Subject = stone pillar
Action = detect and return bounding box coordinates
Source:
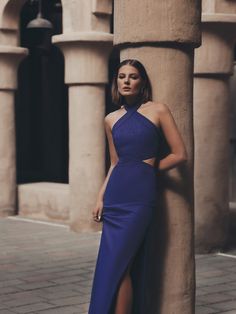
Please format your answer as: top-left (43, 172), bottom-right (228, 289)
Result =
top-left (229, 62), bottom-right (236, 203)
top-left (53, 32), bottom-right (113, 232)
top-left (0, 46), bottom-right (28, 216)
top-left (194, 13), bottom-right (236, 252)
top-left (53, 0), bottom-right (113, 232)
top-left (114, 1), bottom-right (201, 313)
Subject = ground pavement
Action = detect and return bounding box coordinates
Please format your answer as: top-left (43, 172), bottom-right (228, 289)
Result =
top-left (0, 217), bottom-right (236, 314)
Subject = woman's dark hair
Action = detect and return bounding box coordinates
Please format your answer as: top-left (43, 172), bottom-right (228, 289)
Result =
top-left (111, 59), bottom-right (152, 107)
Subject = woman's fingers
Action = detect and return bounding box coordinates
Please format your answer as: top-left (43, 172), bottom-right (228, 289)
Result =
top-left (92, 208), bottom-right (102, 222)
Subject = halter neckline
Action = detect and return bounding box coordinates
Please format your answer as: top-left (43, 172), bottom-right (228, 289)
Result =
top-left (123, 100), bottom-right (143, 112)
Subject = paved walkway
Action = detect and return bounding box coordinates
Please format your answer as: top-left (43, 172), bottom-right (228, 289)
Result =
top-left (0, 217), bottom-right (236, 314)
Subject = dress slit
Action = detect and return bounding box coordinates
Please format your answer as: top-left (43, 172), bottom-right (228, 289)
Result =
top-left (107, 229), bottom-right (149, 314)
top-left (108, 253), bottom-right (136, 313)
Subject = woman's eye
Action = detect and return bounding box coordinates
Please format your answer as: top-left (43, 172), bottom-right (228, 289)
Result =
top-left (118, 74), bottom-right (139, 80)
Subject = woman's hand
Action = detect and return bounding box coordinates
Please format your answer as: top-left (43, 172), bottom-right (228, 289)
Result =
top-left (92, 199), bottom-right (104, 223)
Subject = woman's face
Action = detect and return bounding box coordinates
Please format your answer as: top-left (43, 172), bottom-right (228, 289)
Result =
top-left (117, 65), bottom-right (143, 98)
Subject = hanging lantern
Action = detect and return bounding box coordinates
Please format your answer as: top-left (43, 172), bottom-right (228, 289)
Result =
top-left (26, 0), bottom-right (53, 29)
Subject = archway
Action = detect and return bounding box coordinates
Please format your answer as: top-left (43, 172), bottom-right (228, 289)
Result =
top-left (0, 0), bottom-right (70, 222)
top-left (15, 0), bottom-right (68, 184)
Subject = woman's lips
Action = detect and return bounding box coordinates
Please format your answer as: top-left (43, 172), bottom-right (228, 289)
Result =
top-left (123, 87), bottom-right (131, 90)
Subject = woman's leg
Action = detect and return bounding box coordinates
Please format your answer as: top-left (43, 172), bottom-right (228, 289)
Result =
top-left (114, 265), bottom-right (133, 314)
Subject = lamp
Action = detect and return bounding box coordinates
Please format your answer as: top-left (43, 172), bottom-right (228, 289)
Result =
top-left (26, 0), bottom-right (53, 29)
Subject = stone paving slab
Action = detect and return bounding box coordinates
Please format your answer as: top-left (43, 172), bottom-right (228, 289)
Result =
top-left (1, 216), bottom-right (236, 314)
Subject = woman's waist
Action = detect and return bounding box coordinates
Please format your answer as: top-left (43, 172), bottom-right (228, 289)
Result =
top-left (116, 157), bottom-right (156, 170)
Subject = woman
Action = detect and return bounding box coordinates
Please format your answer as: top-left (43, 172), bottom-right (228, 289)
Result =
top-left (88, 59), bottom-right (187, 314)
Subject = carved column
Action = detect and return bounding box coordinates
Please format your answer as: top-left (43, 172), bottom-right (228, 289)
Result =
top-left (194, 12), bottom-right (236, 252)
top-left (53, 0), bottom-right (113, 232)
top-left (114, 1), bottom-right (201, 313)
top-left (0, 46), bottom-right (28, 216)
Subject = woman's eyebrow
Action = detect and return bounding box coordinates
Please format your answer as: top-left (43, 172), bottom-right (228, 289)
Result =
top-left (118, 72), bottom-right (139, 75)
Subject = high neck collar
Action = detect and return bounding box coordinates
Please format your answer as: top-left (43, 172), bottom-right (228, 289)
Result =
top-left (123, 99), bottom-right (142, 111)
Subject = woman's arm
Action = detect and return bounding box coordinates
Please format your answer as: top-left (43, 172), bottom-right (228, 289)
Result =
top-left (96, 113), bottom-right (119, 201)
top-left (92, 113), bottom-right (119, 222)
top-left (157, 103), bottom-right (188, 172)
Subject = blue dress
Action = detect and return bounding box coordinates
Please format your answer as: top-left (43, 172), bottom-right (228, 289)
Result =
top-left (88, 100), bottom-right (161, 314)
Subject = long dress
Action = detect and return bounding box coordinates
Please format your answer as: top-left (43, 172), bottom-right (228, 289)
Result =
top-left (88, 100), bottom-right (161, 314)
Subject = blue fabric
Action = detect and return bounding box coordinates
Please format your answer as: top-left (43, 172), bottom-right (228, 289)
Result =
top-left (88, 101), bottom-right (161, 313)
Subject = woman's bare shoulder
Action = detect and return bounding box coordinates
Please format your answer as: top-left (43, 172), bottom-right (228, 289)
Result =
top-left (104, 107), bottom-right (124, 127)
top-left (105, 107), bottom-right (123, 120)
top-left (147, 101), bottom-right (171, 114)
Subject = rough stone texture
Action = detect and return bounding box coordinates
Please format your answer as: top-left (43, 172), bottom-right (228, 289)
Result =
top-left (92, 0), bottom-right (112, 16)
top-left (114, 0), bottom-right (201, 46)
top-left (195, 21), bottom-right (236, 75)
top-left (0, 91), bottom-right (16, 217)
top-left (68, 85), bottom-right (106, 232)
top-left (61, 0), bottom-right (111, 33)
top-left (0, 0), bottom-right (28, 30)
top-left (194, 77), bottom-right (230, 252)
top-left (229, 63), bottom-right (236, 202)
top-left (52, 1), bottom-right (113, 233)
top-left (0, 2), bottom-right (28, 218)
top-left (0, 46), bottom-right (28, 89)
top-left (0, 0), bottom-right (28, 46)
top-left (18, 183), bottom-right (70, 224)
top-left (52, 32), bottom-right (113, 85)
top-left (115, 0), bottom-right (201, 313)
top-left (202, 0), bottom-right (236, 14)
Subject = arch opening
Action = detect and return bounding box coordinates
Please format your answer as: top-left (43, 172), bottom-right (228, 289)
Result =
top-left (15, 0), bottom-right (69, 184)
